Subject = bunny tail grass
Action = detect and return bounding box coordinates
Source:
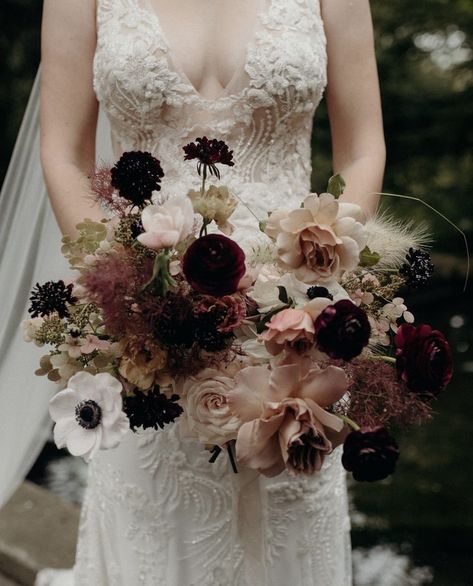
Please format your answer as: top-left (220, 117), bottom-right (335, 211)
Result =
top-left (364, 213), bottom-right (431, 270)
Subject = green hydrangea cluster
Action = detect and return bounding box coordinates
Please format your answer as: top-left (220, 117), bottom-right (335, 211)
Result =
top-left (61, 219), bottom-right (109, 270)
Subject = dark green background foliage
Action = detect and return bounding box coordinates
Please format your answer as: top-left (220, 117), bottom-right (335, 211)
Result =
top-left (1, 1), bottom-right (472, 258)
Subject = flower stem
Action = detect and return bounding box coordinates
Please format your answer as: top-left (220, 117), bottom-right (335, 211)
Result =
top-left (337, 414), bottom-right (361, 431)
top-left (200, 165), bottom-right (207, 196)
top-left (370, 355), bottom-right (396, 365)
top-left (227, 441), bottom-right (239, 474)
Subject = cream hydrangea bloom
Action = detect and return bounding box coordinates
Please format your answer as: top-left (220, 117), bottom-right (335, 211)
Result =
top-left (265, 193), bottom-right (367, 284)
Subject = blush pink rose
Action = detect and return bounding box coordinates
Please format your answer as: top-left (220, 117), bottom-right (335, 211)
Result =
top-left (259, 298), bottom-right (332, 356)
top-left (265, 193), bottom-right (367, 284)
top-left (227, 363), bottom-right (348, 477)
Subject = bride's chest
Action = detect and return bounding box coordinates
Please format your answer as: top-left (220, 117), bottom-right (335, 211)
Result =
top-left (93, 0), bottom-right (327, 124)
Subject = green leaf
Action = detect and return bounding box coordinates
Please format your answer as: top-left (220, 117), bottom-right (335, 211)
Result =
top-left (259, 220), bottom-right (267, 233)
top-left (359, 246), bottom-right (381, 267)
top-left (327, 174), bottom-right (346, 199)
top-left (277, 286), bottom-right (288, 304)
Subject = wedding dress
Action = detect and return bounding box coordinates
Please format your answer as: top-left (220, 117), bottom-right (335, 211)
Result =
top-left (35, 0), bottom-right (352, 584)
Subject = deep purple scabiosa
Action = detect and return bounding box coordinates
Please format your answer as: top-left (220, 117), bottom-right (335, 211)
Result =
top-left (111, 151), bottom-right (164, 208)
top-left (29, 280), bottom-right (77, 319)
top-left (123, 387), bottom-right (183, 431)
top-left (342, 425), bottom-right (400, 482)
top-left (183, 137), bottom-right (234, 179)
top-left (399, 248), bottom-right (434, 288)
top-left (314, 299), bottom-right (371, 361)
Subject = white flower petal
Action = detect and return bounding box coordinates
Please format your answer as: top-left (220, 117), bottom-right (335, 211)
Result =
top-left (49, 389), bottom-right (80, 421)
top-left (66, 426), bottom-right (97, 457)
top-left (53, 417), bottom-right (76, 448)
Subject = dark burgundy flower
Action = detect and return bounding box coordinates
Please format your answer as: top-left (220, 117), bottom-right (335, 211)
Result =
top-left (342, 425), bottom-right (400, 482)
top-left (399, 248), bottom-right (434, 289)
top-left (29, 280), bottom-right (77, 319)
top-left (111, 151), bottom-right (164, 208)
top-left (314, 299), bottom-right (371, 361)
top-left (182, 234), bottom-right (246, 297)
top-left (123, 386), bottom-right (183, 431)
top-left (183, 137), bottom-right (234, 178)
top-left (395, 323), bottom-right (453, 394)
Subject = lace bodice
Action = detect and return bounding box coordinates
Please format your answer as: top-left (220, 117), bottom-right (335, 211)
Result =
top-left (93, 0), bottom-right (327, 244)
top-left (49, 2), bottom-right (353, 585)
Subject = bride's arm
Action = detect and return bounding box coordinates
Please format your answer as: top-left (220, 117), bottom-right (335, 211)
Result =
top-left (320, 0), bottom-right (386, 216)
top-left (40, 0), bottom-right (104, 237)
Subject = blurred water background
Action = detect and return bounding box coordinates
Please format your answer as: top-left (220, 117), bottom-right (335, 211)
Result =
top-left (2, 1), bottom-right (472, 584)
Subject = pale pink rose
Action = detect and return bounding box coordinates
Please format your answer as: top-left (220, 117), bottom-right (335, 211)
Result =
top-left (177, 367), bottom-right (243, 446)
top-left (265, 193), bottom-right (367, 284)
top-left (137, 197), bottom-right (194, 250)
top-left (260, 308), bottom-right (315, 355)
top-left (260, 298), bottom-right (332, 356)
top-left (227, 363), bottom-right (348, 477)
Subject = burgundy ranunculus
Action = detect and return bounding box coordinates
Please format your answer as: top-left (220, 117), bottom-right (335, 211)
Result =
top-left (395, 323), bottom-right (453, 394)
top-left (314, 299), bottom-right (371, 361)
top-left (182, 234), bottom-right (246, 297)
top-left (342, 425), bottom-right (400, 482)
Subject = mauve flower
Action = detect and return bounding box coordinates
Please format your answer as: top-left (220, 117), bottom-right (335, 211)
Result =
top-left (227, 363), bottom-right (348, 477)
top-left (176, 366), bottom-right (242, 446)
top-left (265, 193), bottom-right (367, 284)
top-left (315, 299), bottom-right (371, 361)
top-left (182, 234), bottom-right (246, 296)
top-left (137, 196), bottom-right (195, 251)
top-left (342, 425), bottom-right (400, 482)
top-left (49, 371), bottom-right (129, 462)
top-left (394, 324), bottom-right (453, 394)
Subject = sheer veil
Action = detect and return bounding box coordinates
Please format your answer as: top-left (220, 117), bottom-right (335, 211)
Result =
top-left (0, 66), bottom-right (113, 507)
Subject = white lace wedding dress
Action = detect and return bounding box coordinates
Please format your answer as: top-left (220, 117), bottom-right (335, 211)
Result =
top-left (37, 0), bottom-right (352, 584)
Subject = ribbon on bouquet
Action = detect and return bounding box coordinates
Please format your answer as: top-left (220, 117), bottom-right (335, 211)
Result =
top-left (231, 465), bottom-right (268, 585)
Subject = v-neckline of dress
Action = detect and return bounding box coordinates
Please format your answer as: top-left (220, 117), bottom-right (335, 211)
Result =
top-left (140, 0), bottom-right (274, 103)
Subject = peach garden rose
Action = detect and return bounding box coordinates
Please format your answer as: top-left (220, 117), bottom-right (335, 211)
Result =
top-left (227, 362), bottom-right (348, 477)
top-left (265, 192), bottom-right (367, 284)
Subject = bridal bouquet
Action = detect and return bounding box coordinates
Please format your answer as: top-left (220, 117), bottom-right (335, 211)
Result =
top-left (24, 137), bottom-right (453, 482)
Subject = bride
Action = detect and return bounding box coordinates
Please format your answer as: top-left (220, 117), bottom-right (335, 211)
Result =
top-left (4, 0), bottom-right (385, 584)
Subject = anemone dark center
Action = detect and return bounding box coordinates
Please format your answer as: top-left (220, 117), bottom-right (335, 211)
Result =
top-left (75, 399), bottom-right (102, 429)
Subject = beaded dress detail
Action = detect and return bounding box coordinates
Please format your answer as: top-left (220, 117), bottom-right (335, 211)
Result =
top-left (70, 0), bottom-right (352, 583)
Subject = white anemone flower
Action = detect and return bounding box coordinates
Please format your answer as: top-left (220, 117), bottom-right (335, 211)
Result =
top-left (49, 371), bottom-right (130, 462)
